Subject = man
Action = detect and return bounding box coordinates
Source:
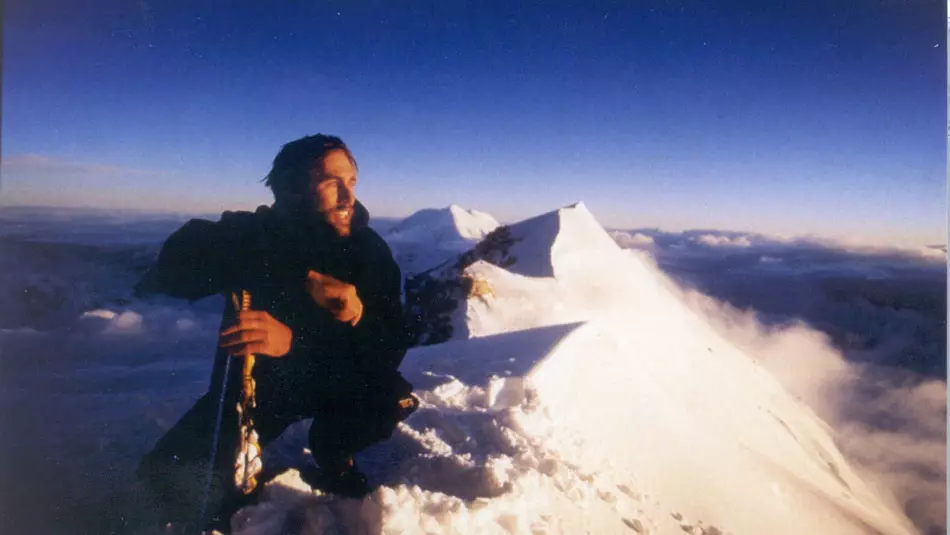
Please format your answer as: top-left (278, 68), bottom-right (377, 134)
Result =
top-left (134, 134), bottom-right (417, 532)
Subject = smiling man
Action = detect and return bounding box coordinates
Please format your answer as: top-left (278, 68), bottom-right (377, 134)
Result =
top-left (134, 134), bottom-right (417, 532)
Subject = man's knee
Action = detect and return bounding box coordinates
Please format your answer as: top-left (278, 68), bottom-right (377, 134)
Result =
top-left (308, 406), bottom-right (402, 462)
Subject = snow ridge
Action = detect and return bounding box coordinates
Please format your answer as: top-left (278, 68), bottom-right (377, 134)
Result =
top-left (226, 202), bottom-right (917, 535)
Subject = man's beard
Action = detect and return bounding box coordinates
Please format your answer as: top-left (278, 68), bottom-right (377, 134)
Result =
top-left (286, 201), bottom-right (353, 238)
top-left (322, 205), bottom-right (353, 237)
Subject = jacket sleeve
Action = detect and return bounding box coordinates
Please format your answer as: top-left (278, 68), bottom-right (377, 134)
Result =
top-left (134, 212), bottom-right (251, 301)
top-left (351, 231), bottom-right (410, 377)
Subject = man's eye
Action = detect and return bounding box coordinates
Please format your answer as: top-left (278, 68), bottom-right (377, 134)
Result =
top-left (315, 181), bottom-right (337, 193)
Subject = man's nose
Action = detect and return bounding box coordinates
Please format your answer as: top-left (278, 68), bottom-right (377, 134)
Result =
top-left (339, 183), bottom-right (354, 205)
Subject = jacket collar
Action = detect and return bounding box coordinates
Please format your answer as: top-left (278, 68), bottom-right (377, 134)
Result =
top-left (267, 199), bottom-right (371, 240)
top-left (351, 200), bottom-right (370, 233)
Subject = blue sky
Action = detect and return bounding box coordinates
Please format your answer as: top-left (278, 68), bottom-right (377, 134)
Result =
top-left (2, 0), bottom-right (946, 246)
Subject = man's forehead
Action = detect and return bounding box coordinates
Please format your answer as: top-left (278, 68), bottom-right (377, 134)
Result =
top-left (311, 158), bottom-right (356, 180)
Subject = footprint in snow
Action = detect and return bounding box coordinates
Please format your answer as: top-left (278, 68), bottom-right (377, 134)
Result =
top-left (616, 483), bottom-right (640, 500)
top-left (622, 517), bottom-right (647, 533)
top-left (596, 488), bottom-right (618, 504)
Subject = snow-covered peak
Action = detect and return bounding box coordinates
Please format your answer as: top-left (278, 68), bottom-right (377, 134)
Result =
top-left (386, 205), bottom-right (500, 246)
top-left (384, 205), bottom-right (503, 276)
top-left (454, 201), bottom-right (620, 279)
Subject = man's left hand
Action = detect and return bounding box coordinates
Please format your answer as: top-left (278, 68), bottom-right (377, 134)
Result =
top-left (219, 310), bottom-right (293, 358)
top-left (304, 270), bottom-right (364, 326)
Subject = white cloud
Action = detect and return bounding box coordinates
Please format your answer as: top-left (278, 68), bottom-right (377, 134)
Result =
top-left (674, 288), bottom-right (947, 532)
top-left (608, 230), bottom-right (655, 248)
top-left (764, 232), bottom-right (947, 263)
top-left (695, 234), bottom-right (753, 248)
top-left (625, 227), bottom-right (946, 263)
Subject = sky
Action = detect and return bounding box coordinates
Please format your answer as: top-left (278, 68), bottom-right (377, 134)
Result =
top-left (1, 0), bottom-right (946, 246)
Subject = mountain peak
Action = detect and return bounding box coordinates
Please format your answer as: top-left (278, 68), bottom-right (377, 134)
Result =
top-left (383, 205), bottom-right (502, 276)
top-left (478, 202), bottom-right (618, 279)
top-left (386, 205), bottom-right (500, 245)
top-left (403, 203), bottom-right (622, 344)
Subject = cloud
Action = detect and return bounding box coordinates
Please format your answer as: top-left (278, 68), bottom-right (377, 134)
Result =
top-left (611, 228), bottom-right (947, 264)
top-left (1, 153), bottom-right (154, 177)
top-left (670, 285), bottom-right (946, 534)
top-left (694, 234), bottom-right (753, 248)
top-left (625, 239), bottom-right (947, 533)
top-left (608, 230), bottom-right (655, 248)
top-left (657, 241), bottom-right (946, 375)
top-left (0, 300), bottom-right (221, 532)
top-left (784, 234), bottom-right (948, 264)
top-left (614, 229), bottom-right (947, 532)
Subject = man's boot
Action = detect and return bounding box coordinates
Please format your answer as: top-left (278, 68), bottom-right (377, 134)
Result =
top-left (301, 456), bottom-right (370, 498)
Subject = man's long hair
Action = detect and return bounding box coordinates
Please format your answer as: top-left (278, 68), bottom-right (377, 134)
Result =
top-left (263, 134), bottom-right (358, 204)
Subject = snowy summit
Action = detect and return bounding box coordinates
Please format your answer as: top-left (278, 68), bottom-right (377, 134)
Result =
top-left (384, 205), bottom-right (501, 276)
top-left (224, 202), bottom-right (916, 535)
top-left (386, 204), bottom-right (501, 245)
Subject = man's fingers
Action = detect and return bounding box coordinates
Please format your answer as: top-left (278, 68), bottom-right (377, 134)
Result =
top-left (220, 329), bottom-right (267, 348)
top-left (336, 303), bottom-right (363, 326)
top-left (219, 326), bottom-right (262, 341)
top-left (350, 303), bottom-right (364, 326)
top-left (220, 317), bottom-right (268, 337)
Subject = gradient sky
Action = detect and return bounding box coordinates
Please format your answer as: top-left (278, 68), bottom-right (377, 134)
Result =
top-left (2, 0), bottom-right (946, 246)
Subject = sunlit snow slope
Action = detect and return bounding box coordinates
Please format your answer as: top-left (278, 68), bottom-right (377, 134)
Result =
top-left (384, 205), bottom-right (501, 276)
top-left (227, 203), bottom-right (917, 535)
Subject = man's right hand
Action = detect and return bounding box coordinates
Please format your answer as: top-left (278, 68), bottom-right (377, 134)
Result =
top-left (219, 310), bottom-right (293, 358)
top-left (304, 270), bottom-right (364, 326)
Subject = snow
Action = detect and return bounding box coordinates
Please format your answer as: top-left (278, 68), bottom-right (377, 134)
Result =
top-left (223, 203), bottom-right (918, 535)
top-left (387, 205), bottom-right (501, 245)
top-left (385, 205), bottom-right (501, 276)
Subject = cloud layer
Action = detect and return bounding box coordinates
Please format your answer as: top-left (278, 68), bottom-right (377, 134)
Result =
top-left (614, 230), bottom-right (947, 534)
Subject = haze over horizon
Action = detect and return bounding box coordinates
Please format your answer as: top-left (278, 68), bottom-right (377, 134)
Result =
top-left (1, 0), bottom-right (946, 248)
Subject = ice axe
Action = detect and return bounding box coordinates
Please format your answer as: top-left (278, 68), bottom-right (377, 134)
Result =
top-left (197, 290), bottom-right (262, 533)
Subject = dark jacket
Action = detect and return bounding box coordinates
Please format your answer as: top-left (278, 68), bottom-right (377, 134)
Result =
top-left (135, 200), bottom-right (411, 415)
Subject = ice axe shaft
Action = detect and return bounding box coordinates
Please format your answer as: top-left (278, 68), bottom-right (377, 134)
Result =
top-left (235, 290), bottom-right (260, 495)
top-left (197, 290), bottom-right (260, 534)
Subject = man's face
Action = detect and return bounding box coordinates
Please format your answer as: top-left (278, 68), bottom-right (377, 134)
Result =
top-left (307, 149), bottom-right (357, 237)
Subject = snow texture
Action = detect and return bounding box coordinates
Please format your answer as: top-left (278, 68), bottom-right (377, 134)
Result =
top-left (384, 205), bottom-right (501, 276)
top-left (221, 203), bottom-right (918, 535)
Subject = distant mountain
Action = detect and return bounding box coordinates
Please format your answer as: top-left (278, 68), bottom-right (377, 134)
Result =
top-left (383, 205), bottom-right (501, 276)
top-left (386, 204), bottom-right (500, 245)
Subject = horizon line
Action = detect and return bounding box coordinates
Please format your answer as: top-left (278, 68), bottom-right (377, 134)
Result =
top-left (2, 201), bottom-right (945, 252)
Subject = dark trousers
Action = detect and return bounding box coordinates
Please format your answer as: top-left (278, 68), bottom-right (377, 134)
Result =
top-left (136, 391), bottom-right (399, 530)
